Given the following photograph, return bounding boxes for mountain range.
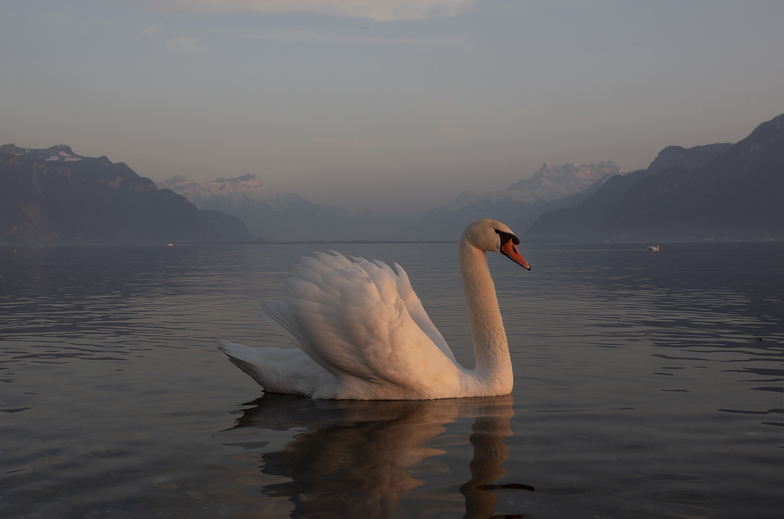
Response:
[2,113,782,245]
[0,144,255,245]
[521,113,784,242]
[159,162,626,242]
[397,162,626,241]
[157,174,417,242]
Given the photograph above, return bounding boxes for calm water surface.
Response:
[1,242,782,518]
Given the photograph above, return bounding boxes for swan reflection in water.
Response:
[227,393,533,518]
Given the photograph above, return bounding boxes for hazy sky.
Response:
[2,1,783,211]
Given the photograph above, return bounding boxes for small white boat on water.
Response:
[647,245,660,251]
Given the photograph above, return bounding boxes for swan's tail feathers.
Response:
[216,337,325,397]
[216,338,267,384]
[216,337,250,358]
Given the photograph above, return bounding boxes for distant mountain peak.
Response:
[525,160,623,180]
[647,143,733,174]
[158,174,192,187]
[438,161,627,214]
[158,173,281,209]
[400,160,626,241]
[219,173,256,182]
[0,143,84,162]
[500,161,626,204]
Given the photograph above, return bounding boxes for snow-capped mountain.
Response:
[158,174,419,242]
[159,174,327,241]
[446,162,625,210]
[399,162,626,240]
[0,144,84,162]
[505,161,625,202]
[158,174,284,210]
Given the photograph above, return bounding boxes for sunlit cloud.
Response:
[244,29,466,48]
[150,0,476,22]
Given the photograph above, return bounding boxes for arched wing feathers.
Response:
[258,252,458,389]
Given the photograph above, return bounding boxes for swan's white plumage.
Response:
[218,219,530,400]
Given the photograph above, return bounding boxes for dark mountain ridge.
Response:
[0,144,256,244]
[522,114,784,242]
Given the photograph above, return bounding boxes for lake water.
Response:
[1,241,782,518]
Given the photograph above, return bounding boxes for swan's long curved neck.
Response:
[458,240,513,395]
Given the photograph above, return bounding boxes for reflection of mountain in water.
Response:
[228,394,532,519]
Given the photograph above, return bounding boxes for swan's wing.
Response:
[358,257,455,363]
[259,252,459,390]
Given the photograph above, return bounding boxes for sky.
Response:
[2,1,783,212]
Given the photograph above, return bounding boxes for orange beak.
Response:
[501,240,531,270]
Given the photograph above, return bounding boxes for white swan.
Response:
[217,219,531,400]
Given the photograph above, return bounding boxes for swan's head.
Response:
[462,219,531,270]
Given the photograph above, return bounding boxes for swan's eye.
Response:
[494,229,520,246]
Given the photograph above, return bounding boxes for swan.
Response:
[217,218,531,400]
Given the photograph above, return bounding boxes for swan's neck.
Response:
[459,240,513,395]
